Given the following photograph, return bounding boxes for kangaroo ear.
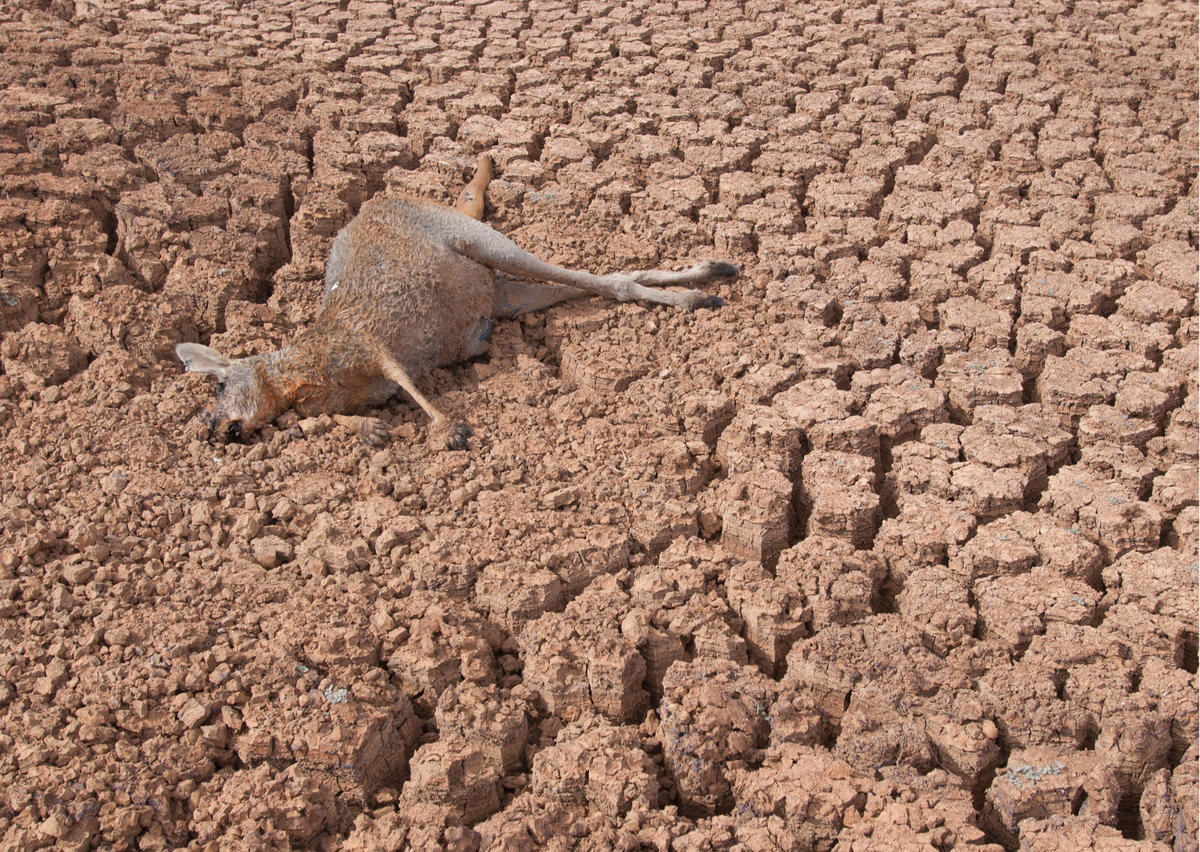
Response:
[176,343,233,377]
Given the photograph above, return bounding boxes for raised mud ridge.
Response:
[0,1,1196,850]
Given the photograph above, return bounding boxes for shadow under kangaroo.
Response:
[176,156,738,448]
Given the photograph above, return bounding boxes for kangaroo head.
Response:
[176,343,281,442]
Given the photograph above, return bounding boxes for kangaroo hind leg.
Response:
[454,155,493,221]
[495,278,588,319]
[453,225,736,311]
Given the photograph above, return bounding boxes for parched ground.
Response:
[0,0,1197,850]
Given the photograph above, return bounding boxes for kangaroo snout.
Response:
[206,413,244,444]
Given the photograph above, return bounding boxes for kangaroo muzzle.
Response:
[208,414,244,444]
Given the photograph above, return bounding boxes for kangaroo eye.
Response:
[216,381,226,394]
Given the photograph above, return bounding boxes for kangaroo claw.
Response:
[332,414,392,446]
[359,418,392,447]
[436,420,472,450]
[688,292,726,310]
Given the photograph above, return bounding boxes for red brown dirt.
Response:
[0,1,1196,851]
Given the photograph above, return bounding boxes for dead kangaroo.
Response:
[176,156,737,448]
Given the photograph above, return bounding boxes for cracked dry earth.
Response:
[0,0,1197,850]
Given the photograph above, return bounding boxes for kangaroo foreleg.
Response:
[376,352,471,449]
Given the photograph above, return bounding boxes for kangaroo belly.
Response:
[322,197,498,375]
[385,250,496,371]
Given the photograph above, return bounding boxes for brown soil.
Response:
[0,1,1196,851]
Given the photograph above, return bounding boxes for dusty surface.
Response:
[0,0,1197,850]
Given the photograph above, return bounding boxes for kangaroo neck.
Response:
[265,326,382,417]
[237,349,299,422]
[259,343,328,415]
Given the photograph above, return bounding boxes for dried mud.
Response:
[0,1,1197,851]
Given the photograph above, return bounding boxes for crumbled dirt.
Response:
[0,1,1196,851]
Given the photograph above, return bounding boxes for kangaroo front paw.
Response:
[359,418,392,447]
[433,419,473,450]
[333,414,392,446]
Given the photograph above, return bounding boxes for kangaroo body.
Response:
[176,157,736,447]
[322,196,504,379]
